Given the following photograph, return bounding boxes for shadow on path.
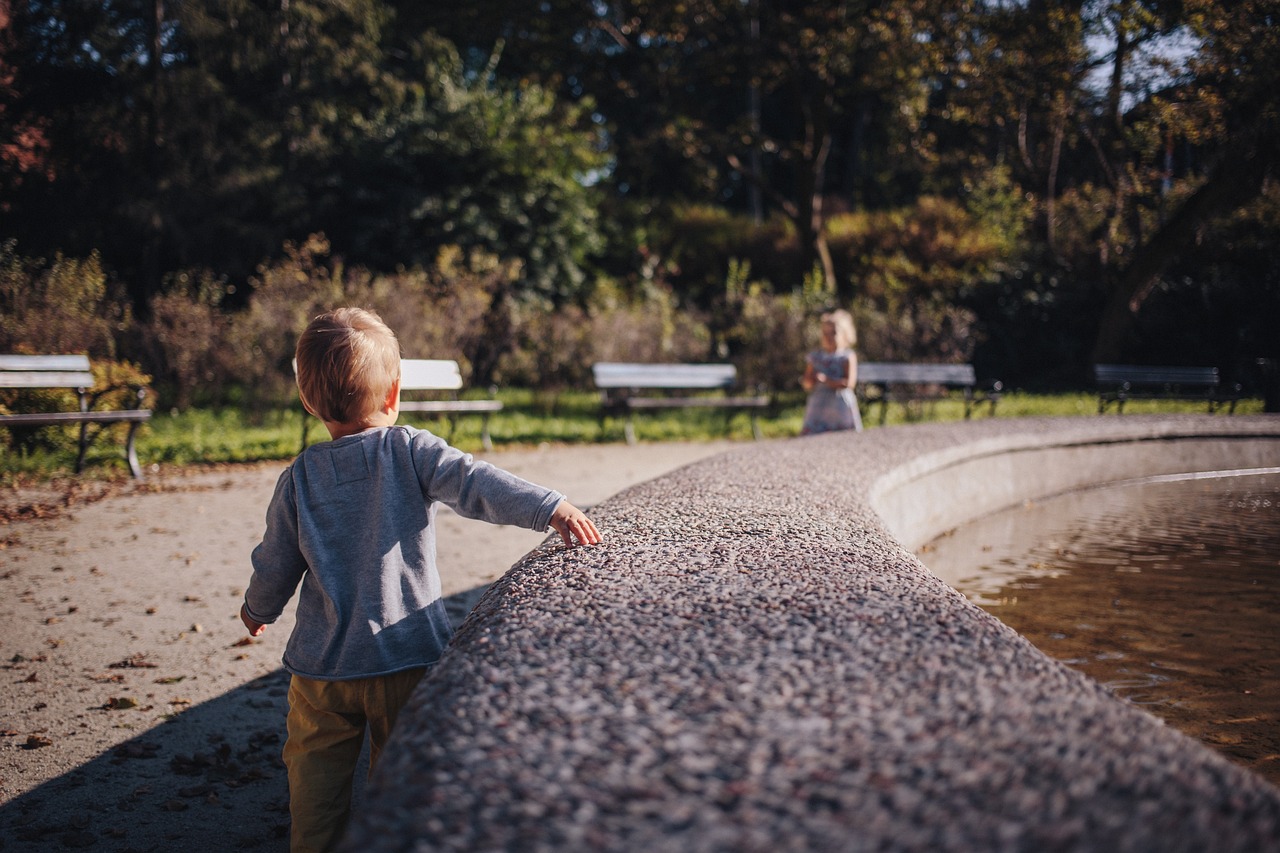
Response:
[0,587,490,852]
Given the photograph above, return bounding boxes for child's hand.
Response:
[549,501,603,548]
[240,603,266,637]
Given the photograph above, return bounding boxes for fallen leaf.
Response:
[109,654,157,669]
[23,734,53,749]
[105,696,139,710]
[22,671,38,683]
[230,637,256,648]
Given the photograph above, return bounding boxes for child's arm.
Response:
[548,500,603,547]
[801,356,817,392]
[841,352,858,389]
[240,603,266,637]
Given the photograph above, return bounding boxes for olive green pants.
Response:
[283,668,426,853]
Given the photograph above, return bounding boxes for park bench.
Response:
[592,362,770,445]
[300,358,503,452]
[0,354,151,479]
[856,361,1002,426]
[1094,364,1240,414]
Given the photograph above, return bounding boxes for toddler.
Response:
[240,307,601,852]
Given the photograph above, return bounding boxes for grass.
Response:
[1,388,1266,483]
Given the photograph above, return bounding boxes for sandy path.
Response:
[0,440,734,851]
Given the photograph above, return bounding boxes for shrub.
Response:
[141,270,236,409]
[827,198,1002,361]
[0,240,130,358]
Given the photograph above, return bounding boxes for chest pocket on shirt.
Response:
[329,443,371,485]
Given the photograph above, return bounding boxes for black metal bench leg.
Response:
[125,421,144,479]
[75,422,90,474]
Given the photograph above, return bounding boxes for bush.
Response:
[827,198,1003,361]
[0,240,130,358]
[142,270,237,409]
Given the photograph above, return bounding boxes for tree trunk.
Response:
[1089,142,1271,364]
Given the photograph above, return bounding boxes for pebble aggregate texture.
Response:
[344,416,1280,852]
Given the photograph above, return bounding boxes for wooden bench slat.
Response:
[400,359,464,392]
[0,354,91,372]
[593,363,738,390]
[399,400,504,414]
[0,370,97,389]
[626,395,770,410]
[1,410,152,426]
[858,362,976,385]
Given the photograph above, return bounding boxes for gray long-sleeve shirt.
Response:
[244,424,564,680]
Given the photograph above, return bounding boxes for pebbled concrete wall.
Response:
[344,416,1280,852]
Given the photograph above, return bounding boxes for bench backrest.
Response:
[592,362,737,390]
[1094,364,1219,388]
[400,359,464,392]
[0,354,95,389]
[293,358,465,392]
[858,362,976,386]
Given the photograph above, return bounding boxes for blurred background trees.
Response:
[0,0,1275,407]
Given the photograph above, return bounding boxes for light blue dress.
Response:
[802,348,863,435]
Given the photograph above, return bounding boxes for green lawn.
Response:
[1,389,1266,482]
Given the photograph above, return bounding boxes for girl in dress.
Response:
[800,309,863,435]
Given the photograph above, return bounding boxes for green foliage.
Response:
[827,198,1001,362]
[0,241,129,358]
[719,262,823,392]
[2,1,1278,393]
[335,33,609,304]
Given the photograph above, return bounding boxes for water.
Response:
[919,469,1280,786]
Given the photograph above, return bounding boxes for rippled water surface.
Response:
[920,470,1280,786]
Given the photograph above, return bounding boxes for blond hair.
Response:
[822,309,857,350]
[295,307,401,425]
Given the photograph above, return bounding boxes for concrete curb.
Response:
[344,416,1280,851]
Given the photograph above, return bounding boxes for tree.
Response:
[1089,0,1280,362]
[0,0,396,297]
[411,1,948,296]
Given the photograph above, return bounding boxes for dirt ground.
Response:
[0,440,734,852]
